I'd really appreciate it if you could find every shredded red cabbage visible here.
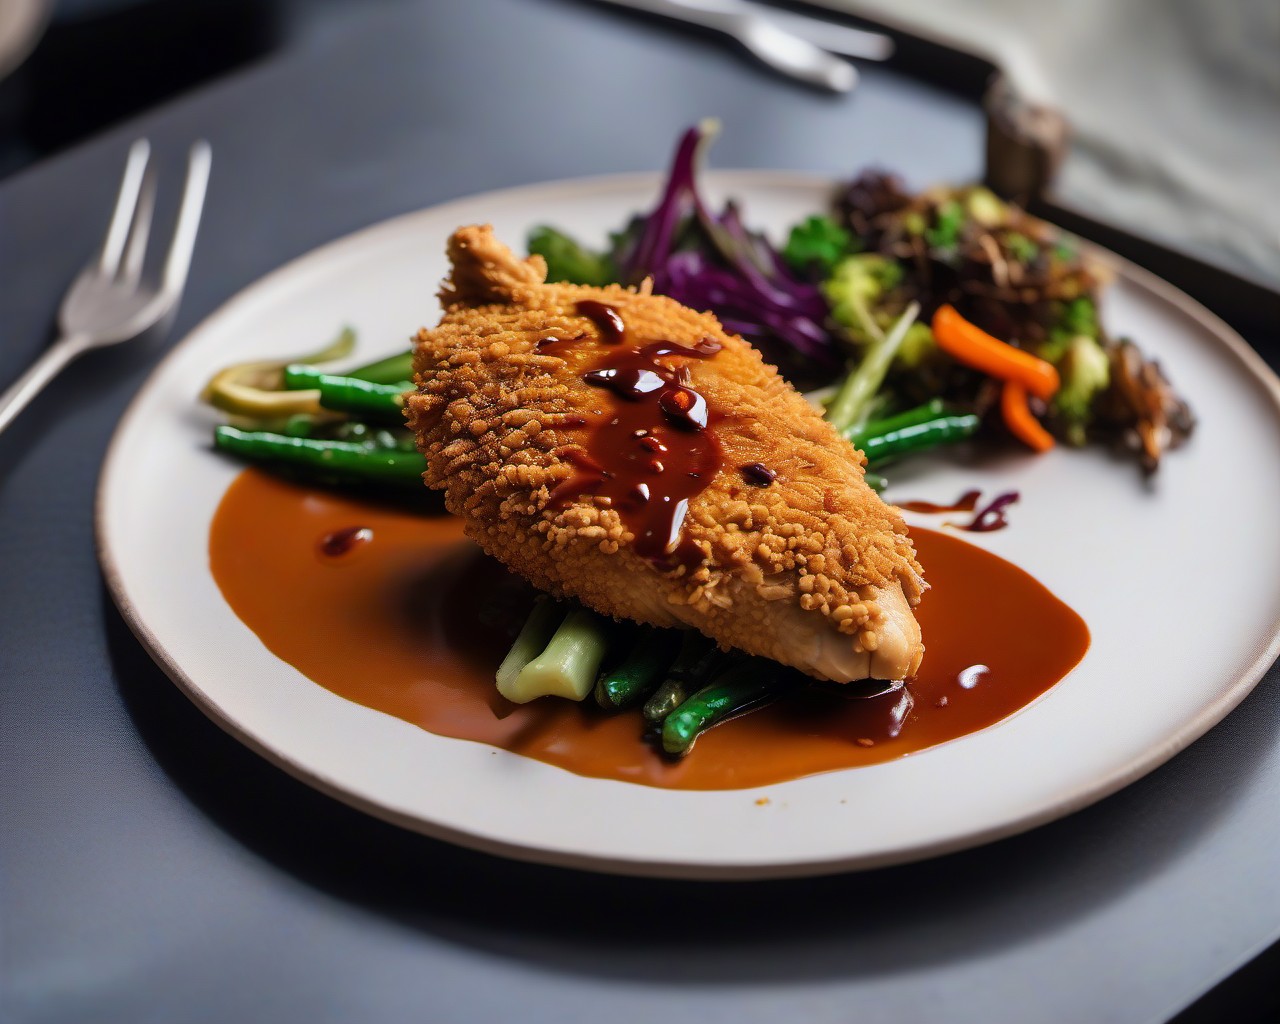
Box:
[614,123,840,373]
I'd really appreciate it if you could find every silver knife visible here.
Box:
[595,0,894,93]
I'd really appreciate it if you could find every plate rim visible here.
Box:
[96,169,1280,879]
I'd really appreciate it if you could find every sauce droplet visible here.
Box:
[318,525,373,558]
[659,386,709,430]
[740,462,777,486]
[583,367,667,399]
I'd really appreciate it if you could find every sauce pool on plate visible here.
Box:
[209,469,1089,791]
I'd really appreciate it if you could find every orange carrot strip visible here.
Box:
[1001,381,1055,452]
[931,304,1060,400]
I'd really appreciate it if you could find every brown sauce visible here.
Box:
[209,469,1089,791]
[574,299,626,343]
[897,489,983,514]
[547,301,724,565]
[209,468,1090,788]
[897,488,1020,532]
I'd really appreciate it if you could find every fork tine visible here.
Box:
[118,165,157,286]
[99,139,151,276]
[161,140,212,297]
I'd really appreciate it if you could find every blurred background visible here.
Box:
[1,0,1276,302]
[0,0,390,175]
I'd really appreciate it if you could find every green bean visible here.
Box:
[594,626,681,711]
[213,425,426,486]
[854,413,981,466]
[661,659,790,756]
[503,608,616,703]
[642,632,724,723]
[282,413,316,437]
[496,598,567,699]
[283,365,411,423]
[643,677,694,724]
[863,471,887,493]
[847,399,947,443]
[347,349,414,385]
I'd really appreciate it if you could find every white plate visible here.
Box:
[97,172,1280,879]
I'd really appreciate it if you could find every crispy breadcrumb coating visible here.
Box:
[406,226,926,681]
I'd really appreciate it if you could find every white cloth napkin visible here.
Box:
[817,0,1280,288]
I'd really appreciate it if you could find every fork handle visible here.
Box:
[0,334,92,436]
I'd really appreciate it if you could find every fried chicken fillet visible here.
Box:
[406,226,926,682]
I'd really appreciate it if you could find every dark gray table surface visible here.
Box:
[2,2,1278,1021]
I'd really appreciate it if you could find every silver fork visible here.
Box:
[0,139,211,435]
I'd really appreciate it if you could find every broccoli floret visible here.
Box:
[903,210,927,237]
[1040,296,1100,363]
[527,226,616,286]
[1003,231,1039,265]
[1061,296,1098,338]
[823,254,904,335]
[924,199,965,250]
[1053,334,1111,445]
[964,187,1007,228]
[783,215,854,277]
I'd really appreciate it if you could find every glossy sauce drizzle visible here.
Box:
[955,490,1020,533]
[209,470,1090,791]
[545,302,723,565]
[897,489,983,515]
[897,489,1020,533]
[574,299,626,343]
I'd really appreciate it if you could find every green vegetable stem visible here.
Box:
[496,598,568,698]
[500,608,616,703]
[347,349,414,385]
[642,631,724,723]
[594,626,682,711]
[200,326,357,419]
[643,677,693,724]
[661,659,789,757]
[852,399,947,439]
[824,301,921,434]
[847,408,981,466]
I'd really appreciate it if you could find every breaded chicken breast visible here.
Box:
[406,225,926,682]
